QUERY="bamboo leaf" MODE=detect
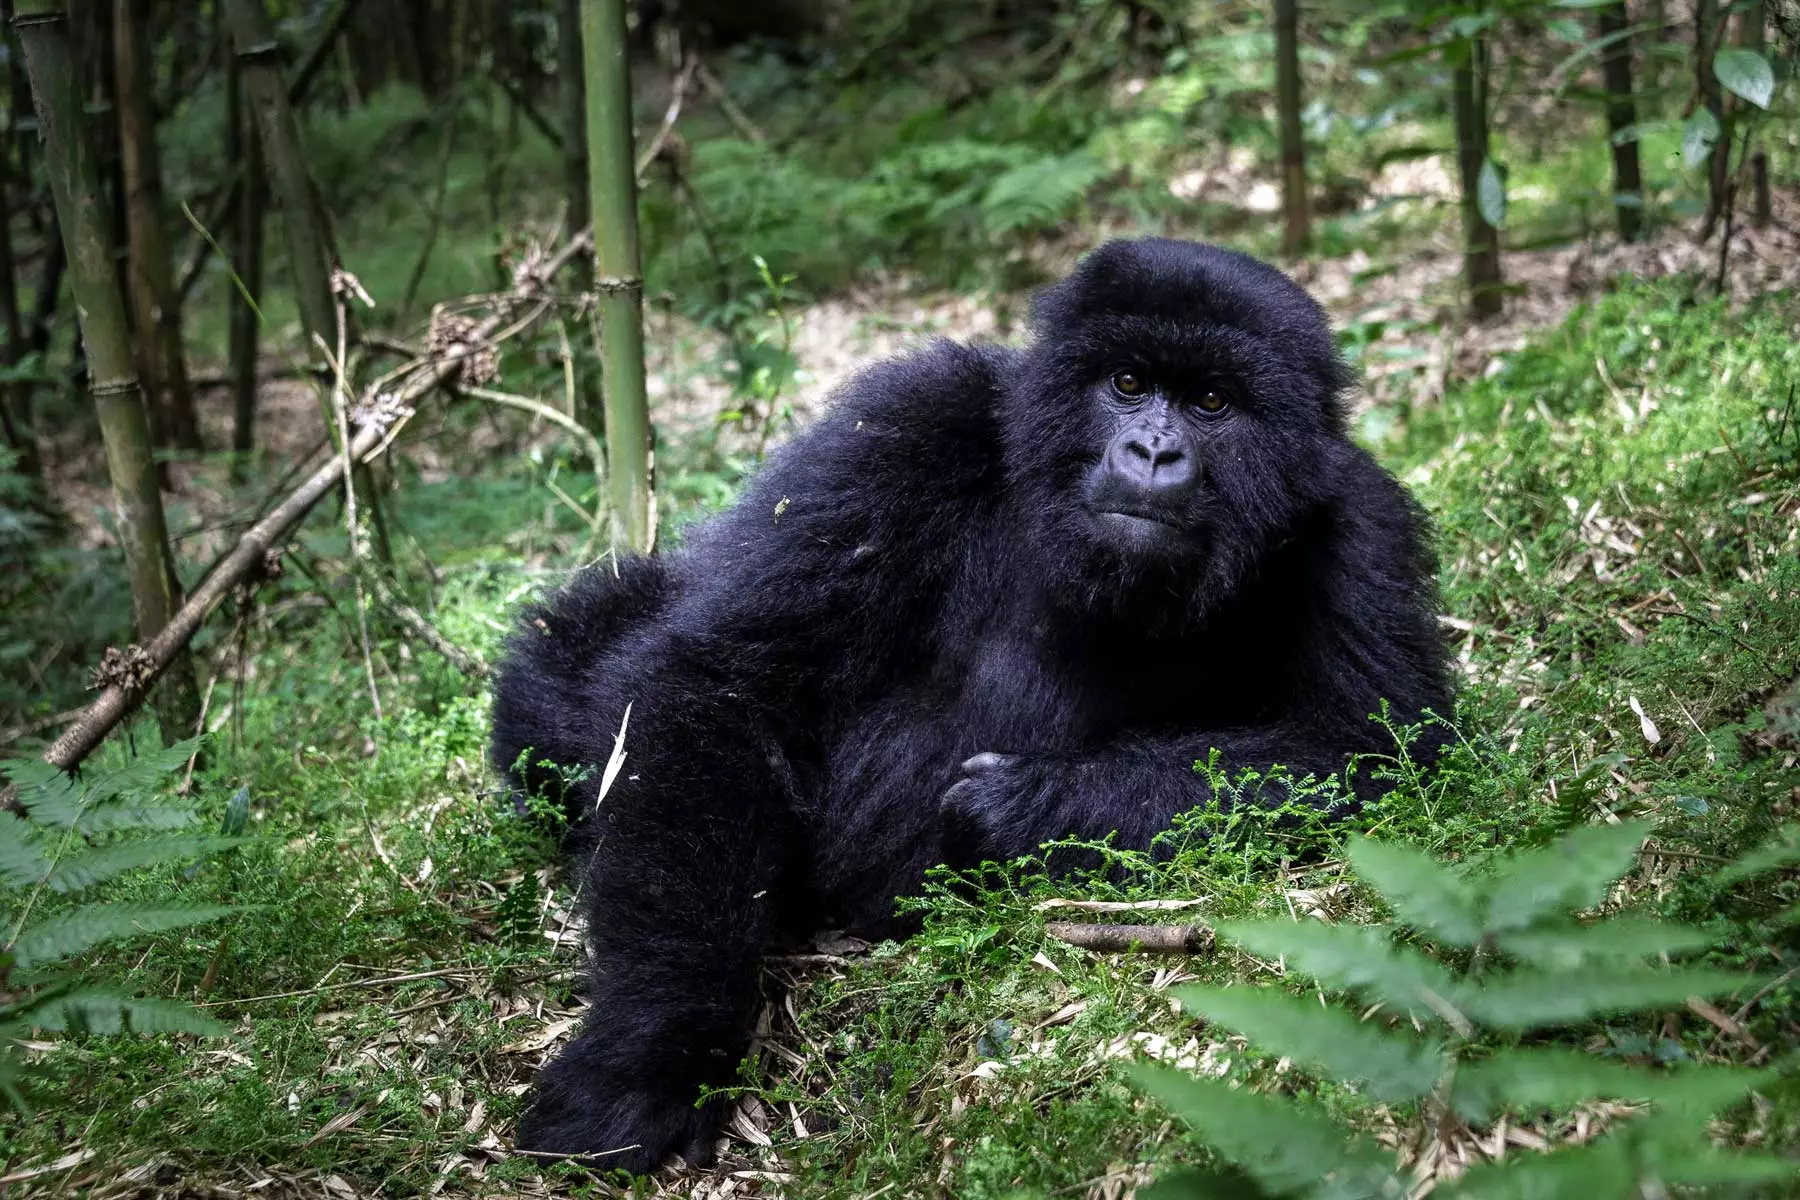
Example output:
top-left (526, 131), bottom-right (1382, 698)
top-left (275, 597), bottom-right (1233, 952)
top-left (1140, 1166), bottom-right (1280, 1199)
top-left (1682, 108), bottom-right (1720, 169)
top-left (1493, 916), bottom-right (1713, 967)
top-left (24, 988), bottom-right (229, 1037)
top-left (1174, 985), bottom-right (1442, 1103)
top-left (1130, 1064), bottom-right (1395, 1199)
top-left (1476, 158), bottom-right (1507, 230)
top-left (1656, 1150), bottom-right (1799, 1187)
top-left (1713, 47), bottom-right (1775, 109)
top-left (1460, 966), bottom-right (1760, 1031)
top-left (1345, 837), bottom-right (1484, 946)
top-left (10, 904), bottom-right (235, 969)
top-left (1220, 921), bottom-right (1463, 1024)
top-left (1481, 820), bottom-right (1650, 934)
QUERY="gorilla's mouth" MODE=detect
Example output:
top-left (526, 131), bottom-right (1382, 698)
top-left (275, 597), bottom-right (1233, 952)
top-left (1089, 503), bottom-right (1187, 532)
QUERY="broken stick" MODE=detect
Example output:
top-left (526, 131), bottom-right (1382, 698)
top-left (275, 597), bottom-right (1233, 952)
top-left (1045, 922), bottom-right (1215, 955)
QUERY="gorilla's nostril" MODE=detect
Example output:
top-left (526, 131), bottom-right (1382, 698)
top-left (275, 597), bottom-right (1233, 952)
top-left (1151, 447), bottom-right (1182, 468)
top-left (1125, 440), bottom-right (1154, 461)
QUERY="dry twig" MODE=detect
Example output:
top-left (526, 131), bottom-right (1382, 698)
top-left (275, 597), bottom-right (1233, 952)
top-left (1044, 922), bottom-right (1216, 955)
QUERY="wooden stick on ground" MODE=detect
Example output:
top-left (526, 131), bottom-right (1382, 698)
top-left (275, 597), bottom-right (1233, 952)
top-left (11, 232), bottom-right (591, 794)
top-left (1045, 922), bottom-right (1216, 955)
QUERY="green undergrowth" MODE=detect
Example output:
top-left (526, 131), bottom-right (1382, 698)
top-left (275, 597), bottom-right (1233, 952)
top-left (3, 280), bottom-right (1799, 1197)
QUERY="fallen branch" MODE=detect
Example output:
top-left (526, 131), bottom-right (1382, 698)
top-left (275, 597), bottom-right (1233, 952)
top-left (1044, 922), bottom-right (1215, 955)
top-left (12, 232), bottom-right (592, 791)
top-left (695, 61), bottom-right (765, 145)
top-left (366, 570), bottom-right (489, 681)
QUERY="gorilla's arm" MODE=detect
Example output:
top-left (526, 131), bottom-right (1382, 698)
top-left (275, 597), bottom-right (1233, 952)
top-left (943, 457), bottom-right (1450, 865)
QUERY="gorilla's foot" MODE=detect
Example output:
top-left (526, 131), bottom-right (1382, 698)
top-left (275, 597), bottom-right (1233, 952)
top-left (516, 1055), bottom-right (723, 1175)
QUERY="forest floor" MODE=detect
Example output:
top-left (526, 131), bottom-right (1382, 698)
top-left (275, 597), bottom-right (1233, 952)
top-left (8, 114), bottom-right (1800, 1200)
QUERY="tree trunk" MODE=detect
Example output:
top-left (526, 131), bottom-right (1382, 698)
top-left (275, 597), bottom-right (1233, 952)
top-left (581, 0), bottom-right (653, 552)
top-left (14, 0), bottom-right (200, 746)
top-left (224, 8), bottom-right (263, 477)
top-left (558, 0), bottom-right (600, 438)
top-left (1597, 0), bottom-right (1644, 242)
top-left (1272, 0), bottom-right (1309, 257)
top-left (1451, 34), bottom-right (1502, 320)
top-left (114, 0), bottom-right (200, 453)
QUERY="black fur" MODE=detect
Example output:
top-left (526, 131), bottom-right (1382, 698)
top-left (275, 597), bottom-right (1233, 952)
top-left (490, 238), bottom-right (1451, 1171)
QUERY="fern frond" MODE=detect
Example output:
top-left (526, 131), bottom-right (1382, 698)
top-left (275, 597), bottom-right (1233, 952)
top-left (1480, 820), bottom-right (1650, 935)
top-left (83, 737), bottom-right (204, 806)
top-left (10, 903), bottom-right (235, 968)
top-left (1438, 1136), bottom-right (1635, 1198)
top-left (1460, 965), bottom-right (1761, 1031)
top-left (1219, 920), bottom-right (1462, 1024)
top-left (1493, 917), bottom-right (1713, 967)
top-left (76, 803), bottom-right (200, 836)
top-left (5, 759), bottom-right (83, 828)
top-left (1449, 1046), bottom-right (1660, 1122)
top-left (0, 811), bottom-right (47, 888)
top-left (23, 988), bottom-right (229, 1037)
top-left (45, 835), bottom-right (248, 894)
top-left (1715, 823), bottom-right (1800, 885)
top-left (1174, 984), bottom-right (1442, 1103)
top-left (1131, 1063), bottom-right (1396, 1200)
top-left (1345, 837), bottom-right (1484, 947)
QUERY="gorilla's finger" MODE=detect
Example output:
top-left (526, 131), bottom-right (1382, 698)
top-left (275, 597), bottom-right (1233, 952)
top-left (940, 777), bottom-right (976, 808)
top-left (961, 752), bottom-right (1016, 774)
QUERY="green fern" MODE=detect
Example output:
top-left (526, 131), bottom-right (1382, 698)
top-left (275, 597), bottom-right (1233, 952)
top-left (0, 741), bottom-right (248, 1113)
top-left (1135, 821), bottom-right (1793, 1198)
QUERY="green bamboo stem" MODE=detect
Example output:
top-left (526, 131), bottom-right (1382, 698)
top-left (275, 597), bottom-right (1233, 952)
top-left (1273, 0), bottom-right (1309, 257)
top-left (13, 0), bottom-right (200, 745)
top-left (558, 0), bottom-right (601, 439)
top-left (580, 0), bottom-right (653, 554)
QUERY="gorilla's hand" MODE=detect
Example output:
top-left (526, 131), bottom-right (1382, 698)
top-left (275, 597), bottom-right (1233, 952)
top-left (940, 752), bottom-right (1066, 864)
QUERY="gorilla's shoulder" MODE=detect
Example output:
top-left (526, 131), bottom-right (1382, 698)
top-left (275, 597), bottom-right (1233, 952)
top-left (756, 339), bottom-right (1013, 508)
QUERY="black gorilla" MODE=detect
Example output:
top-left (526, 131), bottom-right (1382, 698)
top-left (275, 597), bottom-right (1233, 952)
top-left (491, 238), bottom-right (1451, 1171)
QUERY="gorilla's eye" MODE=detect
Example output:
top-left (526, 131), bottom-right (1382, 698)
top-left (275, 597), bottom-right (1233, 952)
top-left (1111, 371), bottom-right (1147, 398)
top-left (1194, 389), bottom-right (1230, 413)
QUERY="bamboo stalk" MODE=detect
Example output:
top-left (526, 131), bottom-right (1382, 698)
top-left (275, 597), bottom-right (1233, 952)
top-left (1451, 33), bottom-right (1502, 320)
top-left (1597, 1), bottom-right (1644, 243)
top-left (14, 0), bottom-right (200, 745)
top-left (224, 7), bottom-right (265, 477)
top-left (1272, 0), bottom-right (1309, 257)
top-left (580, 0), bottom-right (653, 554)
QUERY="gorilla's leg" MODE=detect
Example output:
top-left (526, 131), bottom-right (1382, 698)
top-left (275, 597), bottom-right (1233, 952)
top-left (517, 700), bottom-right (797, 1172)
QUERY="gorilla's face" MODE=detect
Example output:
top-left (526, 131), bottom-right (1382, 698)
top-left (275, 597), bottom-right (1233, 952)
top-left (1008, 239), bottom-right (1351, 617)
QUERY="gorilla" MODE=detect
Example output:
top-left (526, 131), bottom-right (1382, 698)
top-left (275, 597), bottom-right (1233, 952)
top-left (490, 238), bottom-right (1451, 1171)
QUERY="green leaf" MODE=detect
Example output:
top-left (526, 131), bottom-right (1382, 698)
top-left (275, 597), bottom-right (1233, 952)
top-left (82, 737), bottom-right (205, 807)
top-left (1493, 916), bottom-right (1713, 967)
top-left (1476, 158), bottom-right (1507, 230)
top-left (1683, 108), bottom-right (1721, 169)
top-left (10, 904), bottom-right (235, 968)
top-left (1481, 820), bottom-right (1650, 935)
top-left (1460, 966), bottom-right (1761, 1031)
top-left (1219, 921), bottom-right (1464, 1025)
top-left (1713, 47), bottom-right (1774, 109)
top-left (1439, 1137), bottom-right (1635, 1198)
top-left (5, 759), bottom-right (82, 828)
top-left (220, 786), bottom-right (250, 837)
top-left (23, 988), bottom-right (228, 1037)
top-left (1175, 984), bottom-right (1442, 1103)
top-left (1130, 1064), bottom-right (1395, 1199)
top-left (76, 803), bottom-right (200, 836)
top-left (1716, 823), bottom-right (1800, 884)
top-left (1450, 1047), bottom-right (1662, 1122)
top-left (1640, 1064), bottom-right (1781, 1127)
top-left (1346, 837), bottom-right (1483, 946)
top-left (45, 835), bottom-right (248, 894)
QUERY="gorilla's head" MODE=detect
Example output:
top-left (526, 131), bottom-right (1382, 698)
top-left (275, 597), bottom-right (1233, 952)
top-left (1007, 238), bottom-right (1353, 619)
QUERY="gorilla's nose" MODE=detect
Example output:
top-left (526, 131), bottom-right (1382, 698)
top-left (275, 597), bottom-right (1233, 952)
top-left (1110, 430), bottom-right (1196, 493)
